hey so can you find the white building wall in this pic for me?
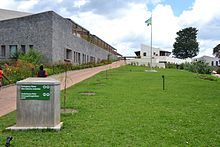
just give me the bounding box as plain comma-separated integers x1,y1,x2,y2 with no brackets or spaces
194,56,220,66
141,44,160,58
127,44,192,68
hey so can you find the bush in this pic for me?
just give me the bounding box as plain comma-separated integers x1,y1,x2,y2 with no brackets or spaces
2,58,112,85
3,60,35,85
183,61,212,74
217,68,220,74
165,61,212,74
100,59,112,65
194,61,212,74
165,63,177,69
18,48,42,64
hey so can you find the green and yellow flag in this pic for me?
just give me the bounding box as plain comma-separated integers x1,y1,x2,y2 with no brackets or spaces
145,17,152,26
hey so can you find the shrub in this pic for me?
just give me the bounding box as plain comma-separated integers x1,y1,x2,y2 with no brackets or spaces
217,68,220,74
183,61,212,74
165,63,177,69
100,59,112,65
192,61,212,74
18,48,42,64
3,60,35,85
165,61,212,74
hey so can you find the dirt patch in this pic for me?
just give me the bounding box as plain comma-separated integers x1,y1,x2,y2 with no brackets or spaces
95,83,105,86
79,92,96,96
61,108,78,113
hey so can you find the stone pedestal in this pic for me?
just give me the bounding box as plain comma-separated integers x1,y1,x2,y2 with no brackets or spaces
7,78,62,130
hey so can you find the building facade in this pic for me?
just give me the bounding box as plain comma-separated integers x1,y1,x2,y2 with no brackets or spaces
127,44,191,68
194,55,220,66
0,9,119,64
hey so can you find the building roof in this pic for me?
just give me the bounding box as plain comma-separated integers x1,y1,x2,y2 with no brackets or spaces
0,9,32,21
195,55,219,60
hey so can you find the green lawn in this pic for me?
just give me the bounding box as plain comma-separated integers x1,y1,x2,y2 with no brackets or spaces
0,65,220,146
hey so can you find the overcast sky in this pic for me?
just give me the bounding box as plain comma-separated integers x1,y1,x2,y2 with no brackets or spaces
1,0,220,57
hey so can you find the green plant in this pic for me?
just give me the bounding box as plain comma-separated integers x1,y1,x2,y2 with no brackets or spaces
186,61,211,74
3,60,35,85
165,62,177,69
217,67,220,74
18,48,42,64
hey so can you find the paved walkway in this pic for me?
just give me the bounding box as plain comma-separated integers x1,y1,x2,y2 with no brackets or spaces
0,60,125,117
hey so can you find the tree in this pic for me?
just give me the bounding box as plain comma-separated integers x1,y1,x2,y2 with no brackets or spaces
213,44,220,58
172,27,199,59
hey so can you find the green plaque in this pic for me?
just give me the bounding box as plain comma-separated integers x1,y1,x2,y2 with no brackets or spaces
20,85,50,100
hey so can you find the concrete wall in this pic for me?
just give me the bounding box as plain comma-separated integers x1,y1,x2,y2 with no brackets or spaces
0,12,53,62
0,11,117,64
126,58,166,68
51,12,112,64
141,44,160,58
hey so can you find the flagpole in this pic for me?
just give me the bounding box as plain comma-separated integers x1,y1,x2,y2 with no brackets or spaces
150,13,152,69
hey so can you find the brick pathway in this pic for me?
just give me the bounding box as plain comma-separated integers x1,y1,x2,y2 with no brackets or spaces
0,60,125,117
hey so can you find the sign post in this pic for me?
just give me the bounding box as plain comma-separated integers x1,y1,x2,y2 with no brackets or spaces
20,85,50,100
7,78,62,131
162,75,165,90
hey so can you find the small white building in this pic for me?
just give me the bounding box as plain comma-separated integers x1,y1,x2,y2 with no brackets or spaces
194,55,220,66
126,44,192,68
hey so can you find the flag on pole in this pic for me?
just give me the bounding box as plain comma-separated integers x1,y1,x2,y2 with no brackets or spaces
145,17,152,26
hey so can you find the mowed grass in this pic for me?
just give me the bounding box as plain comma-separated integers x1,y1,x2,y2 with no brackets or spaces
0,65,220,146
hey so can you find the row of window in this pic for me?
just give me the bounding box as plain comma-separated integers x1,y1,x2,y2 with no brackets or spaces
143,52,167,57
143,52,159,56
65,49,96,64
0,45,33,58
211,61,220,66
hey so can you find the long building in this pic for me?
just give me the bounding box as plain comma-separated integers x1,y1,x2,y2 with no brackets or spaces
0,9,120,64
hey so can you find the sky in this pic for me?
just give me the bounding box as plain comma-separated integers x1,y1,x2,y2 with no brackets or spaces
0,0,220,57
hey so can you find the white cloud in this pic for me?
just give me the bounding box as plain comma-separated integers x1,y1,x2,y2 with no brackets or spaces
197,39,219,57
71,3,149,56
179,0,220,26
0,0,219,57
73,0,89,8
0,0,18,10
151,4,179,50
17,0,39,11
0,0,39,12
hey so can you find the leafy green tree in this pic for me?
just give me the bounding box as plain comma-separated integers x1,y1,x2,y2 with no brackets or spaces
18,48,42,64
213,44,220,58
172,27,199,59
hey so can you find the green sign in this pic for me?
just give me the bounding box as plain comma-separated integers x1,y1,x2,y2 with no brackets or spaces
20,85,50,100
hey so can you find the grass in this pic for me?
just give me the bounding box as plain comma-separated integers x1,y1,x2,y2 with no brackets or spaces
0,65,220,146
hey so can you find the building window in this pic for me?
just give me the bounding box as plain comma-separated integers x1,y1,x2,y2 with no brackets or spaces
211,61,214,66
82,54,86,64
216,61,218,66
29,45,33,49
0,45,6,58
21,45,26,53
90,56,95,63
143,52,146,56
74,51,77,63
87,55,89,63
78,52,81,64
10,45,17,58
65,49,72,60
